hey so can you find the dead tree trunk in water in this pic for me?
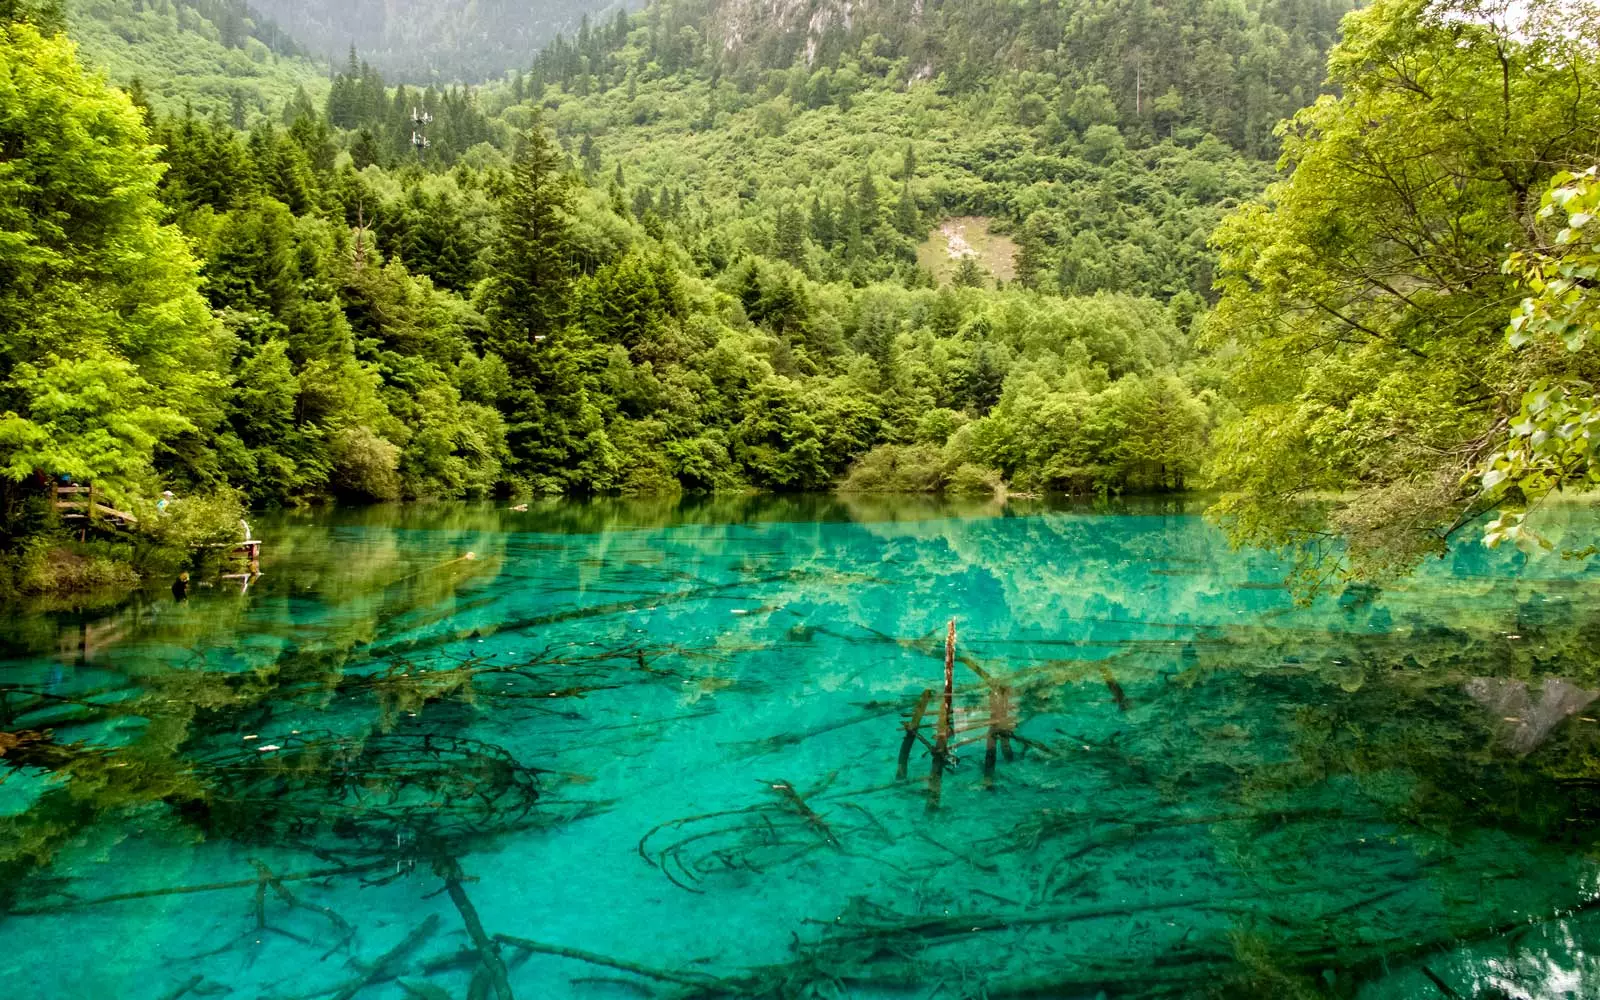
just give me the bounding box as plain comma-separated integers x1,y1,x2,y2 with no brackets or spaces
896,688,933,780
927,620,956,811
983,679,1016,789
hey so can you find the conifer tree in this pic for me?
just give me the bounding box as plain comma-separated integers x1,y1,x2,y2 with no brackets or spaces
1014,214,1053,290
480,124,607,485
809,197,835,250
775,205,807,267
483,124,573,352
856,170,880,227
893,181,919,236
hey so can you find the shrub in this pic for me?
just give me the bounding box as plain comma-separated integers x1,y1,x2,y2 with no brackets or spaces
134,487,248,549
946,463,1005,496
330,426,403,500
914,407,968,444
9,540,140,595
840,444,947,492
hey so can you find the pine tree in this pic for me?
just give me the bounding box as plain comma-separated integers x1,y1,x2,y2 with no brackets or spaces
953,255,986,288
578,133,599,178
402,192,474,291
839,195,863,261
350,128,381,169
631,185,654,220
124,77,152,124
856,170,880,228
809,197,835,250
1014,214,1053,290
480,123,597,481
392,83,408,126
484,124,574,351
775,205,806,267
282,85,317,127
893,181,919,236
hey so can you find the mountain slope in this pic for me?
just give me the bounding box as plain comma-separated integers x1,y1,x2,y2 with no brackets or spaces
68,0,326,120
245,0,636,82
493,0,1353,301
643,0,1351,157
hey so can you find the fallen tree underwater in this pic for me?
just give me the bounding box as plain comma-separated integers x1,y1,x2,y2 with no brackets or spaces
10,599,1600,1000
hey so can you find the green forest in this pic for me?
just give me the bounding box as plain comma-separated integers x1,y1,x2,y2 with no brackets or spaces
245,0,630,82
2,0,1599,594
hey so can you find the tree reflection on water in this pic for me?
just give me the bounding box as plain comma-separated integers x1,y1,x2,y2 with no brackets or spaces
3,496,1600,999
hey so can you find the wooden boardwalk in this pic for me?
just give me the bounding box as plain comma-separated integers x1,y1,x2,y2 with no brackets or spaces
54,482,265,570
201,539,263,560
54,483,136,538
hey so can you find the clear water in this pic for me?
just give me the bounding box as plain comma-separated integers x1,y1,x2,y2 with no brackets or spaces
4,495,1600,1000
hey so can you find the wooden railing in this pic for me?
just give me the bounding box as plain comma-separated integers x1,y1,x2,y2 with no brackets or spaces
53,483,137,537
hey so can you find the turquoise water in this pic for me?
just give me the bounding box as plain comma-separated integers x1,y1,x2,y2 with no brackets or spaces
4,495,1600,999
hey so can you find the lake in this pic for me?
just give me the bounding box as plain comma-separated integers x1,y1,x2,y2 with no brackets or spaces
2,495,1599,1000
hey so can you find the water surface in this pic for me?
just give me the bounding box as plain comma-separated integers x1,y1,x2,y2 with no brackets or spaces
4,495,1600,999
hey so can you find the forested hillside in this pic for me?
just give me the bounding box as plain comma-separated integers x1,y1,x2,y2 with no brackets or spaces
687,0,1345,157
246,0,631,81
66,0,325,119
503,0,1349,302
5,0,1599,595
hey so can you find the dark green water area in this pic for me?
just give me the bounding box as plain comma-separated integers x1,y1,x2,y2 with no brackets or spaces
4,495,1600,1000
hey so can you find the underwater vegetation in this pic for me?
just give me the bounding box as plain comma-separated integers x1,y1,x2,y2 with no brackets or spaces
2,499,1600,999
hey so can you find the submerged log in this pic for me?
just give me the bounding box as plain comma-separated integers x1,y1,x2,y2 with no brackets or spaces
330,914,440,1000
495,935,719,989
765,779,839,847
982,681,1017,788
156,976,203,1000
438,860,514,1000
7,862,388,915
1100,665,1128,712
250,859,354,950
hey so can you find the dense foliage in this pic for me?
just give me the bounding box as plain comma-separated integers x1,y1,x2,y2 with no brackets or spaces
0,20,221,517
246,0,625,82
1206,0,1600,585
14,0,1600,595
1482,167,1600,553
4,0,1328,534
67,0,324,120
503,0,1350,301
640,0,1347,156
